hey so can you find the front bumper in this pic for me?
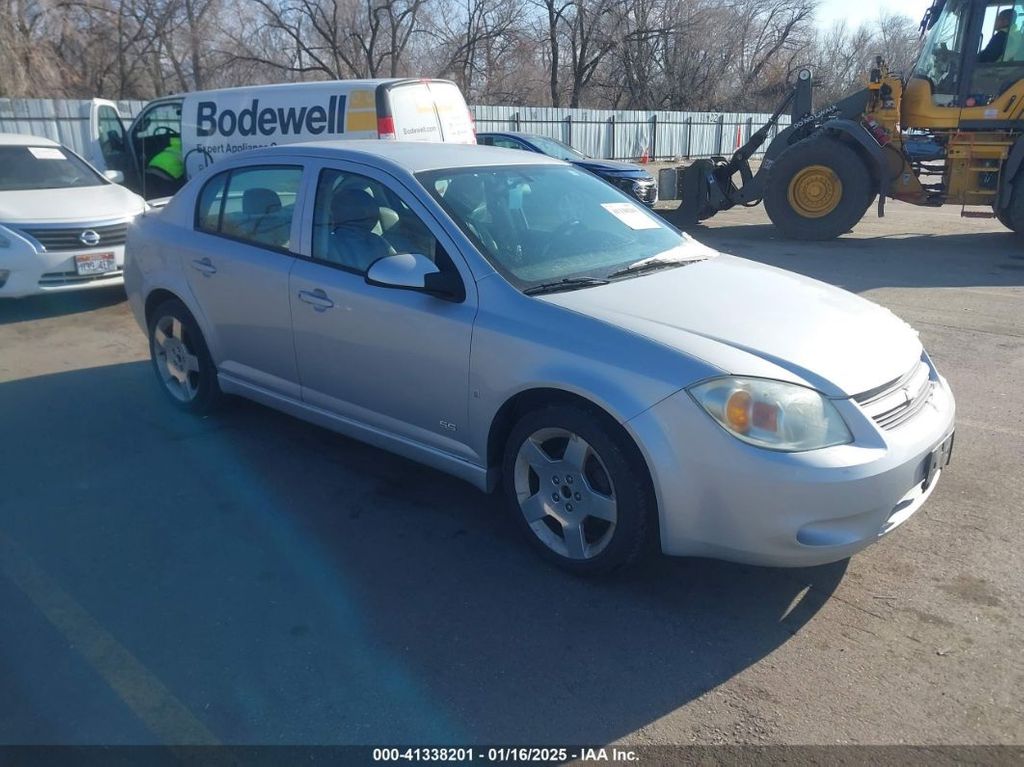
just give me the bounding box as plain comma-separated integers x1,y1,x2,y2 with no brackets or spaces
0,240,126,298
627,375,956,567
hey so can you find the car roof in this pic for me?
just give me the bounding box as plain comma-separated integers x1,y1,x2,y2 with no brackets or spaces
149,78,455,102
249,140,565,173
0,133,59,147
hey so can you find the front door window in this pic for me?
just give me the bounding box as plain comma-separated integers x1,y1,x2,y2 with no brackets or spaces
914,0,970,104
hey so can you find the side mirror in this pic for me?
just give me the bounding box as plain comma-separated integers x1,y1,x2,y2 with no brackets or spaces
365,253,463,301
104,169,125,184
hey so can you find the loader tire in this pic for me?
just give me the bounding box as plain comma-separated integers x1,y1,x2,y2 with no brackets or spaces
996,175,1024,237
764,137,875,241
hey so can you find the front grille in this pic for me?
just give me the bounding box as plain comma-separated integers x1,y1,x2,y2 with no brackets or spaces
17,221,129,252
38,268,124,287
609,176,658,204
854,359,934,430
633,180,658,203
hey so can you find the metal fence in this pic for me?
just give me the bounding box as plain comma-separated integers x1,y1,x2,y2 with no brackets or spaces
470,105,788,162
0,98,147,158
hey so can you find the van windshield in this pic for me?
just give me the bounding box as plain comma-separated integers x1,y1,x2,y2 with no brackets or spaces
419,165,706,291
0,146,106,191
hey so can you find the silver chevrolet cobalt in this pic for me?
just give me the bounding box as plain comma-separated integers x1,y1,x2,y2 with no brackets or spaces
125,142,955,574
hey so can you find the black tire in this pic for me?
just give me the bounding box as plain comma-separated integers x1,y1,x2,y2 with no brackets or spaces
501,404,656,575
147,298,223,414
764,136,875,241
996,176,1024,237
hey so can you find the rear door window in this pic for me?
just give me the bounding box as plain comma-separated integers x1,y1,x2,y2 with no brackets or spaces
194,165,303,251
489,136,530,151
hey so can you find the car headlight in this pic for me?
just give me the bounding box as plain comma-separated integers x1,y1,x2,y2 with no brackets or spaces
689,377,852,452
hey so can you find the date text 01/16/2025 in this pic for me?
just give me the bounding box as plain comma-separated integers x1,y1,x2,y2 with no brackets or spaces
372,747,640,762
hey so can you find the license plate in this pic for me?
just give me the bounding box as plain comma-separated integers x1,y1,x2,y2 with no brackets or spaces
75,252,117,276
923,431,955,490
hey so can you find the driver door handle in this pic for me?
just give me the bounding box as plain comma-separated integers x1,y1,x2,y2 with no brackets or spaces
298,288,335,312
191,257,217,276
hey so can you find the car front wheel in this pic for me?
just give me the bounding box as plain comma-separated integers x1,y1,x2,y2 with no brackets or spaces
148,298,222,414
502,405,655,574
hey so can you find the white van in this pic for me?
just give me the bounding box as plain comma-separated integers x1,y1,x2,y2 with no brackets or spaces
120,79,475,199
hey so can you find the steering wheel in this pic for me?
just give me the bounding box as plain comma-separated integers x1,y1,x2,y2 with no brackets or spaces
541,219,585,257
153,126,180,137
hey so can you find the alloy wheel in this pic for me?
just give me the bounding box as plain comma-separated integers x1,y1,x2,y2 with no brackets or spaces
152,314,201,403
513,427,618,560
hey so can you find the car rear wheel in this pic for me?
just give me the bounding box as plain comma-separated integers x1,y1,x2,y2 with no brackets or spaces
148,298,222,414
501,405,655,574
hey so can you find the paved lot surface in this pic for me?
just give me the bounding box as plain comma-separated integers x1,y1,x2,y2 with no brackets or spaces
0,202,1021,746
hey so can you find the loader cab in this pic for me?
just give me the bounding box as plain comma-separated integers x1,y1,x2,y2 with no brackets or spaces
905,0,1024,128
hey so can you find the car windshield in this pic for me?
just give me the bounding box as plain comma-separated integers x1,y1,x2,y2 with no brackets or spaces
526,135,587,161
0,145,106,191
419,165,706,291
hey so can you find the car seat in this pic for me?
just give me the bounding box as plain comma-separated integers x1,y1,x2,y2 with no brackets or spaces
328,188,395,271
222,187,291,248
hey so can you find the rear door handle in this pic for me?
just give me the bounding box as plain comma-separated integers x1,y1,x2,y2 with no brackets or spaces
191,257,217,276
297,288,335,312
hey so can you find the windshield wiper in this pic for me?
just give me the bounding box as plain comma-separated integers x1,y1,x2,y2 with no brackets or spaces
605,256,705,281
522,276,610,296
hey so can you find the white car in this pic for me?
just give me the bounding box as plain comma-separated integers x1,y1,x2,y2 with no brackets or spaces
0,134,146,298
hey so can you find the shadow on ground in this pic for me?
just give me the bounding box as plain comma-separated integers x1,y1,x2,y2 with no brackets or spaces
0,287,126,325
0,361,846,744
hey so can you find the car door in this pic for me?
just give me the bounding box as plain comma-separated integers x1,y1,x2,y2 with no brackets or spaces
289,163,478,461
89,101,133,185
181,163,307,398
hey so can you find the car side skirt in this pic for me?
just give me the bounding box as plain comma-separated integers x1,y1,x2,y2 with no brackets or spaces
218,373,491,492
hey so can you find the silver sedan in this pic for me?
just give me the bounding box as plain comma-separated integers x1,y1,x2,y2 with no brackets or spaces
124,141,955,574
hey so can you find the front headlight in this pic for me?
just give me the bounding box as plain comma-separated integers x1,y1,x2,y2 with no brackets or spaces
689,377,852,452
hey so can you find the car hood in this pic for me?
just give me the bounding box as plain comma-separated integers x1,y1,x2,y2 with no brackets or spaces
573,158,651,177
540,253,922,397
0,183,145,223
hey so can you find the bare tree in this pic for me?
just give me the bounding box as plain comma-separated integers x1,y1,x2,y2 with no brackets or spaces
0,0,65,96
425,0,524,100
3,0,915,114
234,0,426,80
809,10,922,107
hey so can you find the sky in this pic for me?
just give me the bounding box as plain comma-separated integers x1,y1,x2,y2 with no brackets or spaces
816,0,934,29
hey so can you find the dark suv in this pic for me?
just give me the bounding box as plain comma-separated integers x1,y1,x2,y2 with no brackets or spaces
476,132,658,207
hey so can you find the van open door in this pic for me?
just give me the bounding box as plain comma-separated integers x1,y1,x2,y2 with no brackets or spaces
126,98,185,200
88,100,135,186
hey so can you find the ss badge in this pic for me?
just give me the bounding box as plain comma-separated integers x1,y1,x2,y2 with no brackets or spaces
439,420,458,432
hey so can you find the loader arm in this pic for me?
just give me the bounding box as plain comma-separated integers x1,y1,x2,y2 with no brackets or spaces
672,71,884,226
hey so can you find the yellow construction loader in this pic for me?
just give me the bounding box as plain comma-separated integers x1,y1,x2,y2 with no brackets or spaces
672,0,1024,239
